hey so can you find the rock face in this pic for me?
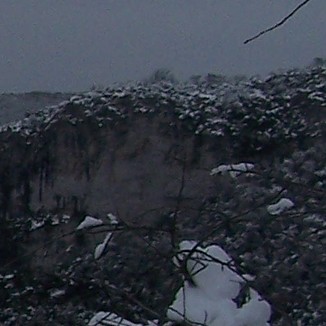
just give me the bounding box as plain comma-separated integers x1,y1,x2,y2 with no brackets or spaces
38,116,223,223
0,105,224,224
0,64,325,224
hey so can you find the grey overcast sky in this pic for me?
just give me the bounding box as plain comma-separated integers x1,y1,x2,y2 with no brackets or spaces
0,1,325,93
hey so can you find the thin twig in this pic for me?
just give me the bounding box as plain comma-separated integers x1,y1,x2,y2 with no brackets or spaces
244,0,313,44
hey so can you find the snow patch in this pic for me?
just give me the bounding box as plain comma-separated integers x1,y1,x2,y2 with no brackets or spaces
76,216,103,230
88,312,142,326
107,213,119,225
267,198,294,215
50,288,66,298
62,214,71,223
94,232,112,260
30,220,45,231
3,274,15,280
211,163,254,177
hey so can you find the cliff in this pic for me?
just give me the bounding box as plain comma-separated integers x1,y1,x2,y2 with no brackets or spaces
0,99,223,223
0,66,324,223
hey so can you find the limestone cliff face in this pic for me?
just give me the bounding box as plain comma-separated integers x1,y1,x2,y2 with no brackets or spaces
1,65,324,225
0,104,226,224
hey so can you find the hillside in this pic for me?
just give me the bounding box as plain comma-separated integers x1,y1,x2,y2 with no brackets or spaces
0,65,325,325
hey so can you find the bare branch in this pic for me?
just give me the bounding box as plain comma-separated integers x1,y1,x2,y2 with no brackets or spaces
244,0,313,44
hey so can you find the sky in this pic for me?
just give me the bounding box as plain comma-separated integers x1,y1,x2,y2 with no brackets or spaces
0,0,325,93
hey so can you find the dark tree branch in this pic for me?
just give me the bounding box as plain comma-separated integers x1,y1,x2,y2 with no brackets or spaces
244,0,313,44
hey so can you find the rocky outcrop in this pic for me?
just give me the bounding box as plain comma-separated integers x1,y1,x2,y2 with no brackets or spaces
0,64,325,224
0,105,226,224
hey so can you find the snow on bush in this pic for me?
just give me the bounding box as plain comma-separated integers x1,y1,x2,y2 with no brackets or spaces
50,288,66,299
76,216,103,230
88,311,143,326
167,241,271,326
88,312,160,326
94,232,112,260
87,240,271,326
107,213,119,225
267,198,294,215
211,163,254,178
